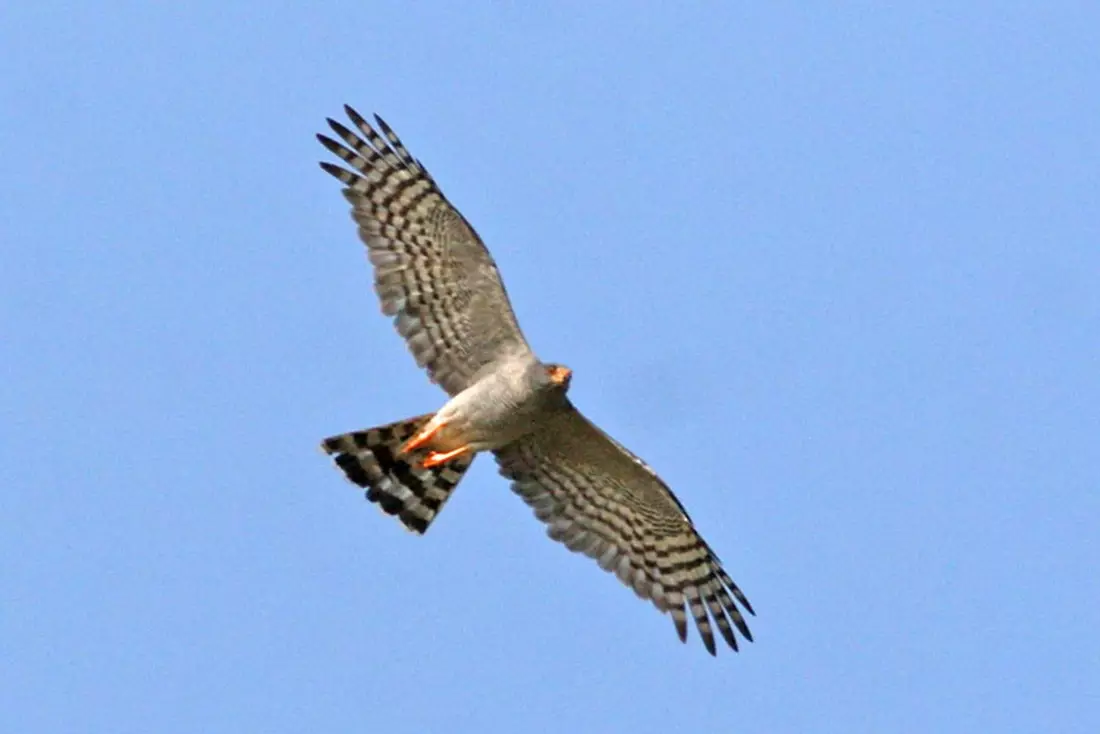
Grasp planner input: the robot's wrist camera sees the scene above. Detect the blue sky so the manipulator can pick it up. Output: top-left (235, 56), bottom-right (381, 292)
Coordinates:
top-left (3, 3), bottom-right (1098, 732)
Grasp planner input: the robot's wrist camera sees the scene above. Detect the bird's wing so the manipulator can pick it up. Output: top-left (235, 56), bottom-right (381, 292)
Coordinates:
top-left (318, 106), bottom-right (533, 396)
top-left (494, 402), bottom-right (755, 655)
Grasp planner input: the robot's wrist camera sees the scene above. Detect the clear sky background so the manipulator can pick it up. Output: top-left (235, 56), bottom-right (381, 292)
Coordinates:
top-left (3, 3), bottom-right (1098, 732)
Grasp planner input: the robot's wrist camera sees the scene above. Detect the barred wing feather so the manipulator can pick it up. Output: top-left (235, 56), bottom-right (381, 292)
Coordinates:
top-left (494, 403), bottom-right (755, 655)
top-left (318, 107), bottom-right (532, 396)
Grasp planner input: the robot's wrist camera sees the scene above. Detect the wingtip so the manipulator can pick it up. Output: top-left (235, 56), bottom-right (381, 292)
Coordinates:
top-left (326, 117), bottom-right (352, 139)
top-left (344, 104), bottom-right (369, 129)
top-left (672, 608), bottom-right (689, 644)
top-left (374, 113), bottom-right (394, 136)
top-left (317, 133), bottom-right (346, 159)
top-left (729, 601), bottom-right (754, 641)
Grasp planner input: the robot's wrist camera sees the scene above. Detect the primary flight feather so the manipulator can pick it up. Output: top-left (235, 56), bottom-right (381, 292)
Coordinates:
top-left (317, 106), bottom-right (755, 655)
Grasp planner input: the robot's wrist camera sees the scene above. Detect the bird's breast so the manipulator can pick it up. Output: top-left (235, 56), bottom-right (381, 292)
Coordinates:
top-left (437, 371), bottom-right (545, 451)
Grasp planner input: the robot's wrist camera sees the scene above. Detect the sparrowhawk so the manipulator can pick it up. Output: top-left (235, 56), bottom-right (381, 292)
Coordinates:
top-left (317, 106), bottom-right (755, 655)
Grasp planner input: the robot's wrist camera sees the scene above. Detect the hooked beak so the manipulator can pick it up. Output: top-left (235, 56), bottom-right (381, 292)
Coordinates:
top-left (547, 365), bottom-right (572, 385)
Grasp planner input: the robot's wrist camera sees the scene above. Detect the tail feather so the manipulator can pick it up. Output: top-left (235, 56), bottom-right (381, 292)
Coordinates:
top-left (321, 415), bottom-right (475, 534)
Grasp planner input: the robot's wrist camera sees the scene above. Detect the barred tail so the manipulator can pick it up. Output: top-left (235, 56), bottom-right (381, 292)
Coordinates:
top-left (321, 415), bottom-right (476, 534)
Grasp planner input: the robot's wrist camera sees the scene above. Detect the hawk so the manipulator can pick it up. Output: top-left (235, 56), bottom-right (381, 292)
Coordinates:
top-left (317, 106), bottom-right (755, 654)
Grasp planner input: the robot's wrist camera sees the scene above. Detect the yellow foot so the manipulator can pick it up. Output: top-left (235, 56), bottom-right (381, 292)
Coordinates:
top-left (421, 446), bottom-right (470, 469)
top-left (400, 418), bottom-right (446, 454)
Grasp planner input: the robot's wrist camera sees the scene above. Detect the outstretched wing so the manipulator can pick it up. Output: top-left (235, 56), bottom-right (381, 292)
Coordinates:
top-left (318, 106), bottom-right (533, 396)
top-left (494, 403), bottom-right (755, 655)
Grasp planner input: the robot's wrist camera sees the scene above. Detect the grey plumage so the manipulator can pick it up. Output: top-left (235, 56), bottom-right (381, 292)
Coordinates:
top-left (318, 107), bottom-right (755, 655)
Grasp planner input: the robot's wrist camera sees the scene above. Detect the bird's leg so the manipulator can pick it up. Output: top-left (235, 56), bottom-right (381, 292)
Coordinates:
top-left (421, 446), bottom-right (470, 468)
top-left (400, 416), bottom-right (446, 454)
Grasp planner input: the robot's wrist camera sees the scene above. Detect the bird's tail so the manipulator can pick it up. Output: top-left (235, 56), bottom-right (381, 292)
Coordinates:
top-left (321, 415), bottom-right (476, 534)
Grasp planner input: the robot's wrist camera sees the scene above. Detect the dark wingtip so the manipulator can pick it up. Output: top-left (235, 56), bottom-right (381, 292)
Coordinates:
top-left (731, 605), bottom-right (754, 641)
top-left (327, 118), bottom-right (355, 140)
top-left (344, 105), bottom-right (369, 130)
top-left (318, 161), bottom-right (345, 178)
top-left (673, 609), bottom-right (688, 644)
top-left (317, 134), bottom-right (348, 159)
top-left (374, 113), bottom-right (395, 138)
top-left (717, 619), bottom-right (740, 652)
top-left (741, 595), bottom-right (757, 616)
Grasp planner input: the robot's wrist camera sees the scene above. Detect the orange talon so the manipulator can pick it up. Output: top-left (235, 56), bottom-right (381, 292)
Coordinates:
top-left (421, 446), bottom-right (470, 468)
top-left (400, 419), bottom-right (446, 454)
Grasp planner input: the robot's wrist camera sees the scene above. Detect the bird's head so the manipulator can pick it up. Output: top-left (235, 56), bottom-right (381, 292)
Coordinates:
top-left (542, 363), bottom-right (573, 393)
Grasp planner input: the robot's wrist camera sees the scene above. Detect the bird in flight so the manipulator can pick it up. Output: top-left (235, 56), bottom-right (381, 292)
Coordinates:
top-left (317, 106), bottom-right (755, 655)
